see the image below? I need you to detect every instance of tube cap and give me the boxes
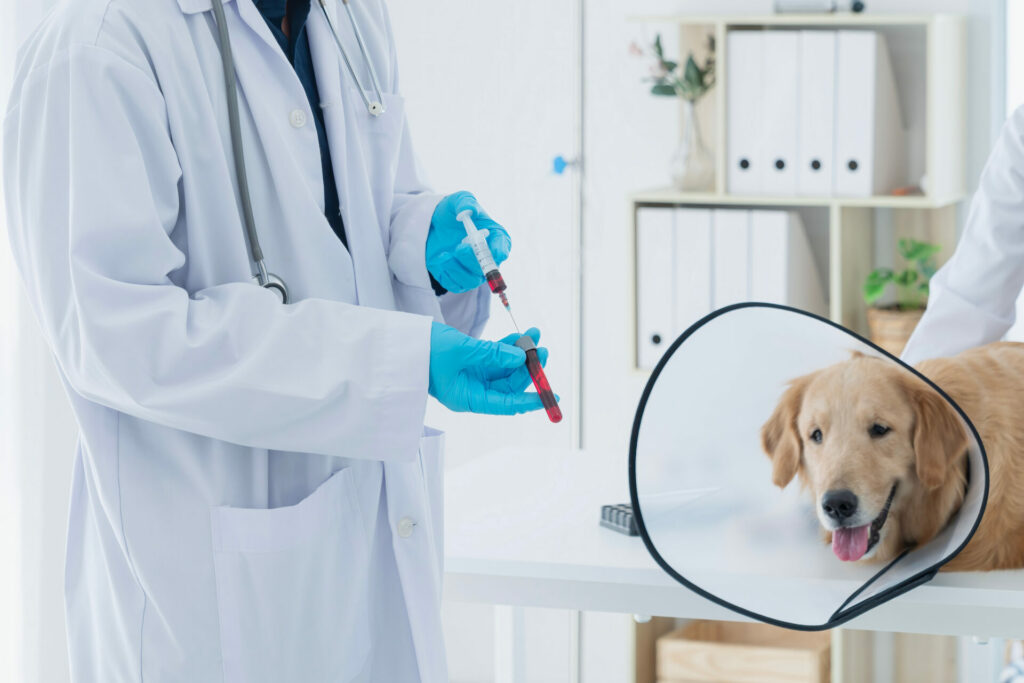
[514,335,537,352]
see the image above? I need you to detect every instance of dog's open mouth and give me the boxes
[832,483,898,562]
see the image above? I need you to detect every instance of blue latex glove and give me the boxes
[428,323,552,415]
[426,191,511,293]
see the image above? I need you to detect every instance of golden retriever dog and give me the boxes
[760,341,1024,571]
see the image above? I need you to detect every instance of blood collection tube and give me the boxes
[515,335,562,424]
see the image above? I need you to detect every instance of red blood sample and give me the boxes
[485,270,507,294]
[525,348,562,423]
[515,334,561,424]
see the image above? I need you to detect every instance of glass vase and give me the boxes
[670,100,714,192]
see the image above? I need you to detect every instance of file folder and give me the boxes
[797,31,837,196]
[834,31,906,197]
[749,210,828,316]
[673,208,713,335]
[712,210,750,308]
[636,208,675,370]
[759,31,800,196]
[727,31,765,195]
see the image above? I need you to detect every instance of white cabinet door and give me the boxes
[389,1,579,462]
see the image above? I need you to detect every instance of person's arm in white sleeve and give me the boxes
[376,3,491,337]
[2,44,430,462]
[901,106,1024,365]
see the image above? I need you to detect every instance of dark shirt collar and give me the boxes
[253,0,288,23]
[253,0,312,62]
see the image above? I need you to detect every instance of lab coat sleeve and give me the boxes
[901,107,1024,366]
[2,44,431,462]
[379,2,490,338]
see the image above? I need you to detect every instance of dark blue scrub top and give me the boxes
[254,0,346,247]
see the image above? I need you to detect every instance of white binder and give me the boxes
[759,32,800,196]
[796,31,837,196]
[673,208,713,334]
[636,208,675,370]
[727,31,764,195]
[833,31,906,197]
[749,210,828,316]
[712,209,750,309]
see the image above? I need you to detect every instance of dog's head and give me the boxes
[760,353,967,563]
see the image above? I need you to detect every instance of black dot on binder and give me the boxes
[811,159,822,171]
[775,159,785,170]
[652,334,662,345]
[739,158,750,170]
[848,159,860,171]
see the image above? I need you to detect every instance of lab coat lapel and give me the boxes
[307,3,397,311]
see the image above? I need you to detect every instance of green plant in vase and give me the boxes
[863,238,941,355]
[631,33,716,190]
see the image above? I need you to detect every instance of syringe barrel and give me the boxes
[467,233,499,275]
[457,210,507,292]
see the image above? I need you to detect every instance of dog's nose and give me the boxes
[822,489,859,522]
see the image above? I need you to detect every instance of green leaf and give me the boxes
[661,60,678,72]
[683,56,703,89]
[653,34,664,59]
[650,83,677,96]
[894,269,919,287]
[898,238,941,262]
[863,268,893,304]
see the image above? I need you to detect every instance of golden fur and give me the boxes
[760,341,1024,571]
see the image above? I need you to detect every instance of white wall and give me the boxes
[1,4,76,683]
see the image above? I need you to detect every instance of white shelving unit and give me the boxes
[629,13,967,370]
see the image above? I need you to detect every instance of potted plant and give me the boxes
[631,34,716,191]
[863,238,941,356]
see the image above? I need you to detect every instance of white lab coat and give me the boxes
[902,106,1024,366]
[2,0,489,680]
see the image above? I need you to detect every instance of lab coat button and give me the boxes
[289,109,307,128]
[397,517,416,539]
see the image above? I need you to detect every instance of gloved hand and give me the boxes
[426,191,511,293]
[428,323,552,415]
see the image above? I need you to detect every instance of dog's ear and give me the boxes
[903,375,968,491]
[761,374,812,489]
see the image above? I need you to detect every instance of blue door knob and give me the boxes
[553,155,578,175]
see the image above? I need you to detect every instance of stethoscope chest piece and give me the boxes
[368,101,385,116]
[258,273,290,304]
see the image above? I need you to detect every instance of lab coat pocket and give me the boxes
[419,427,446,576]
[210,467,372,683]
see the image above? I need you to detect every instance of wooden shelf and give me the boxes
[630,188,964,210]
[629,13,952,27]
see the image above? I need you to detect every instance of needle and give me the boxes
[499,293,521,334]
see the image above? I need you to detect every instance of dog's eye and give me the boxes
[870,423,891,437]
[810,429,823,443]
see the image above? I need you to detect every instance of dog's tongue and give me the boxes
[832,525,870,561]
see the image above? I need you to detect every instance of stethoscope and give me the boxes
[209,0,387,304]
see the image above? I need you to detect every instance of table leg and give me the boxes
[494,605,526,683]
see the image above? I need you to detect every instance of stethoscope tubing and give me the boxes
[209,0,385,304]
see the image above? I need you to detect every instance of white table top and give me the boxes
[444,448,1024,638]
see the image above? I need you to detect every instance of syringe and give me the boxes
[455,210,561,423]
[456,210,520,332]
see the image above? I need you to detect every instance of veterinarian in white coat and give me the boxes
[2,0,547,681]
[903,106,1024,365]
